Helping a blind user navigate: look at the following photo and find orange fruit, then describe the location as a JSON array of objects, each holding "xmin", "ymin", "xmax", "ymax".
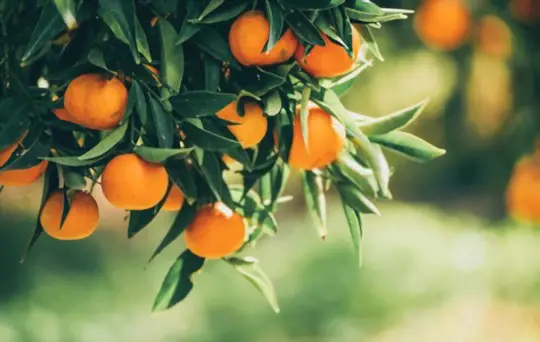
[
  {"xmin": 0, "ymin": 131, "xmax": 27, "ymax": 167},
  {"xmin": 295, "ymin": 25, "xmax": 361, "ymax": 78},
  {"xmin": 64, "ymin": 74, "xmax": 128, "ymax": 130},
  {"xmin": 475, "ymin": 15, "xmax": 512, "ymax": 59},
  {"xmin": 162, "ymin": 185, "xmax": 185, "ymax": 212},
  {"xmin": 414, "ymin": 0, "xmax": 471, "ymax": 51},
  {"xmin": 101, "ymin": 154, "xmax": 169, "ymax": 210},
  {"xmin": 40, "ymin": 190, "xmax": 99, "ymax": 240},
  {"xmin": 53, "ymin": 108, "xmax": 75, "ymax": 123},
  {"xmin": 288, "ymin": 103, "xmax": 346, "ymax": 170},
  {"xmin": 0, "ymin": 160, "xmax": 48, "ymax": 187},
  {"xmin": 229, "ymin": 11, "xmax": 298, "ymax": 66},
  {"xmin": 184, "ymin": 203, "xmax": 246, "ymax": 259},
  {"xmin": 510, "ymin": 0, "xmax": 540, "ymax": 23},
  {"xmin": 506, "ymin": 147, "xmax": 540, "ymax": 222},
  {"xmin": 216, "ymin": 101, "xmax": 268, "ymax": 149}
]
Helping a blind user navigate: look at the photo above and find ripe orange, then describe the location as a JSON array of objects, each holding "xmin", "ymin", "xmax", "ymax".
[
  {"xmin": 475, "ymin": 15, "xmax": 512, "ymax": 59},
  {"xmin": 0, "ymin": 160, "xmax": 48, "ymax": 187},
  {"xmin": 53, "ymin": 108, "xmax": 75, "ymax": 123},
  {"xmin": 216, "ymin": 101, "xmax": 268, "ymax": 149},
  {"xmin": 162, "ymin": 185, "xmax": 185, "ymax": 212},
  {"xmin": 101, "ymin": 153, "xmax": 169, "ymax": 210},
  {"xmin": 414, "ymin": 0, "xmax": 471, "ymax": 51},
  {"xmin": 506, "ymin": 150, "xmax": 540, "ymax": 222},
  {"xmin": 40, "ymin": 190, "xmax": 99, "ymax": 240},
  {"xmin": 295, "ymin": 25, "xmax": 361, "ymax": 78},
  {"xmin": 229, "ymin": 11, "xmax": 298, "ymax": 66},
  {"xmin": 184, "ymin": 203, "xmax": 246, "ymax": 259},
  {"xmin": 288, "ymin": 103, "xmax": 346, "ymax": 170},
  {"xmin": 0, "ymin": 131, "xmax": 26, "ymax": 167},
  {"xmin": 64, "ymin": 74, "xmax": 128, "ymax": 130},
  {"xmin": 510, "ymin": 0, "xmax": 540, "ymax": 23}
]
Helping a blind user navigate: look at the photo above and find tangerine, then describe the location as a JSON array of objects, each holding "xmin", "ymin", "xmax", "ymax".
[
  {"xmin": 40, "ymin": 190, "xmax": 99, "ymax": 240},
  {"xmin": 162, "ymin": 185, "xmax": 185, "ymax": 212},
  {"xmin": 229, "ymin": 11, "xmax": 298, "ymax": 66},
  {"xmin": 288, "ymin": 103, "xmax": 346, "ymax": 170},
  {"xmin": 64, "ymin": 74, "xmax": 128, "ymax": 130},
  {"xmin": 414, "ymin": 0, "xmax": 471, "ymax": 51},
  {"xmin": 184, "ymin": 203, "xmax": 246, "ymax": 259},
  {"xmin": 295, "ymin": 25, "xmax": 361, "ymax": 78},
  {"xmin": 216, "ymin": 101, "xmax": 268, "ymax": 149},
  {"xmin": 0, "ymin": 160, "xmax": 48, "ymax": 187},
  {"xmin": 506, "ymin": 147, "xmax": 540, "ymax": 222},
  {"xmin": 0, "ymin": 131, "xmax": 26, "ymax": 167},
  {"xmin": 101, "ymin": 154, "xmax": 169, "ymax": 210},
  {"xmin": 475, "ymin": 15, "xmax": 512, "ymax": 59}
]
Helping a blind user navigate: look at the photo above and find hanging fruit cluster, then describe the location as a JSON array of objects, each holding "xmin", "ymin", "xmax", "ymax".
[{"xmin": 0, "ymin": 0, "xmax": 445, "ymax": 312}]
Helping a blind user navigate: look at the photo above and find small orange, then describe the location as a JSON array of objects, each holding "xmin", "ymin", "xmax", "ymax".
[
  {"xmin": 216, "ymin": 101, "xmax": 268, "ymax": 149},
  {"xmin": 0, "ymin": 160, "xmax": 48, "ymax": 187},
  {"xmin": 101, "ymin": 154, "xmax": 169, "ymax": 210},
  {"xmin": 64, "ymin": 74, "xmax": 128, "ymax": 130},
  {"xmin": 229, "ymin": 11, "xmax": 298, "ymax": 66},
  {"xmin": 506, "ymin": 145, "xmax": 540, "ymax": 222},
  {"xmin": 162, "ymin": 185, "xmax": 185, "ymax": 212},
  {"xmin": 184, "ymin": 203, "xmax": 246, "ymax": 259},
  {"xmin": 475, "ymin": 15, "xmax": 512, "ymax": 59},
  {"xmin": 414, "ymin": 0, "xmax": 471, "ymax": 51},
  {"xmin": 295, "ymin": 25, "xmax": 361, "ymax": 78},
  {"xmin": 0, "ymin": 131, "xmax": 27, "ymax": 167},
  {"xmin": 40, "ymin": 190, "xmax": 99, "ymax": 240},
  {"xmin": 288, "ymin": 103, "xmax": 346, "ymax": 170},
  {"xmin": 53, "ymin": 108, "xmax": 76, "ymax": 123}
]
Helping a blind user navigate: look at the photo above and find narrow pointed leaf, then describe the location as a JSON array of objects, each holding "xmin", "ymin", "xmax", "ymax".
[
  {"xmin": 341, "ymin": 203, "xmax": 363, "ymax": 268},
  {"xmin": 22, "ymin": 1, "xmax": 64, "ymax": 62},
  {"xmin": 53, "ymin": 0, "xmax": 78, "ymax": 30},
  {"xmin": 135, "ymin": 146, "xmax": 194, "ymax": 163},
  {"xmin": 301, "ymin": 171, "xmax": 327, "ymax": 239},
  {"xmin": 226, "ymin": 257, "xmax": 280, "ymax": 313},
  {"xmin": 78, "ymin": 123, "xmax": 128, "ymax": 160},
  {"xmin": 153, "ymin": 250, "xmax": 205, "ymax": 311},
  {"xmin": 369, "ymin": 131, "xmax": 446, "ymax": 162},
  {"xmin": 159, "ymin": 19, "xmax": 184, "ymax": 97},
  {"xmin": 264, "ymin": 0, "xmax": 285, "ymax": 52},
  {"xmin": 337, "ymin": 183, "xmax": 380, "ymax": 215}
]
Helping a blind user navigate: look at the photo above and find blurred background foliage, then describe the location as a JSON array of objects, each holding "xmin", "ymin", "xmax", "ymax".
[{"xmin": 3, "ymin": 0, "xmax": 540, "ymax": 341}]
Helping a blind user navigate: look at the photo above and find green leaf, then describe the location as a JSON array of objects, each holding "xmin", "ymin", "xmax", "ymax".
[
  {"xmin": 359, "ymin": 25, "xmax": 384, "ymax": 61},
  {"xmin": 337, "ymin": 183, "xmax": 380, "ymax": 215},
  {"xmin": 98, "ymin": 0, "xmax": 140, "ymax": 64},
  {"xmin": 299, "ymin": 87, "xmax": 311, "ymax": 150},
  {"xmin": 53, "ymin": 0, "xmax": 78, "ymax": 30},
  {"xmin": 78, "ymin": 122, "xmax": 128, "ymax": 161},
  {"xmin": 301, "ymin": 171, "xmax": 327, "ymax": 239},
  {"xmin": 149, "ymin": 204, "xmax": 196, "ymax": 262},
  {"xmin": 0, "ymin": 125, "xmax": 49, "ymax": 171},
  {"xmin": 199, "ymin": 152, "xmax": 233, "ymax": 207},
  {"xmin": 176, "ymin": 21, "xmax": 201, "ymax": 45},
  {"xmin": 192, "ymin": 28, "xmax": 239, "ymax": 69},
  {"xmin": 193, "ymin": 1, "xmax": 248, "ymax": 24},
  {"xmin": 335, "ymin": 153, "xmax": 378, "ymax": 197},
  {"xmin": 357, "ymin": 99, "xmax": 428, "ymax": 136},
  {"xmin": 285, "ymin": 10, "xmax": 325, "ymax": 46},
  {"xmin": 148, "ymin": 97, "xmax": 175, "ymax": 149},
  {"xmin": 132, "ymin": 80, "xmax": 148, "ymax": 125},
  {"xmin": 196, "ymin": 0, "xmax": 225, "ymax": 21},
  {"xmin": 182, "ymin": 119, "xmax": 240, "ymax": 151},
  {"xmin": 87, "ymin": 49, "xmax": 115, "ymax": 74},
  {"xmin": 167, "ymin": 159, "xmax": 198, "ymax": 201},
  {"xmin": 204, "ymin": 57, "xmax": 221, "ymax": 92},
  {"xmin": 42, "ymin": 155, "xmax": 102, "ymax": 167},
  {"xmin": 134, "ymin": 14, "xmax": 152, "ymax": 62},
  {"xmin": 59, "ymin": 188, "xmax": 72, "ymax": 230},
  {"xmin": 20, "ymin": 163, "xmax": 59, "ymax": 262},
  {"xmin": 128, "ymin": 201, "xmax": 164, "ymax": 238},
  {"xmin": 348, "ymin": 0, "xmax": 385, "ymax": 15},
  {"xmin": 22, "ymin": 1, "xmax": 65, "ymax": 62},
  {"xmin": 264, "ymin": 0, "xmax": 285, "ymax": 52},
  {"xmin": 243, "ymin": 67, "xmax": 288, "ymax": 97},
  {"xmin": 153, "ymin": 250, "xmax": 205, "ymax": 311},
  {"xmin": 281, "ymin": 0, "xmax": 345, "ymax": 10},
  {"xmin": 225, "ymin": 257, "xmax": 280, "ymax": 313},
  {"xmin": 135, "ymin": 146, "xmax": 193, "ymax": 163},
  {"xmin": 159, "ymin": 19, "xmax": 184, "ymax": 97},
  {"xmin": 170, "ymin": 91, "xmax": 236, "ymax": 118},
  {"xmin": 0, "ymin": 98, "xmax": 31, "ymax": 150},
  {"xmin": 342, "ymin": 204, "xmax": 363, "ymax": 268},
  {"xmin": 63, "ymin": 171, "xmax": 87, "ymax": 190},
  {"xmin": 369, "ymin": 131, "xmax": 446, "ymax": 162}
]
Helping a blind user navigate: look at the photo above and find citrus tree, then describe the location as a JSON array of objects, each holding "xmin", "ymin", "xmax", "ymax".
[{"xmin": 0, "ymin": 0, "xmax": 445, "ymax": 312}]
